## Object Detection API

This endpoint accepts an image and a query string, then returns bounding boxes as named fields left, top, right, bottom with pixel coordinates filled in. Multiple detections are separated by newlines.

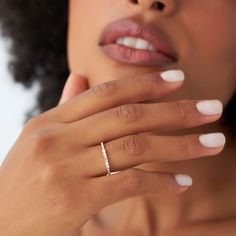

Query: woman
left=0, top=0, right=236, bottom=235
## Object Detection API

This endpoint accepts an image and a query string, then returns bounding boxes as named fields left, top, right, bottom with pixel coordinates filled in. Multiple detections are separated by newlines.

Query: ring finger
left=78, top=133, right=225, bottom=177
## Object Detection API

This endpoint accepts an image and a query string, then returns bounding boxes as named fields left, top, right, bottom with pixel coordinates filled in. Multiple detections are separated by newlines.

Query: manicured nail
left=196, top=100, right=223, bottom=115
left=175, top=174, right=193, bottom=187
left=160, top=70, right=185, bottom=83
left=199, top=133, right=226, bottom=148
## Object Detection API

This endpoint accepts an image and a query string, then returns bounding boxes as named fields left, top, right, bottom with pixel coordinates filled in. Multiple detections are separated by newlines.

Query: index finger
left=45, top=70, right=184, bottom=123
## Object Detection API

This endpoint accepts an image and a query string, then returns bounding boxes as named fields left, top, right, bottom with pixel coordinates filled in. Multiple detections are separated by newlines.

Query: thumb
left=58, top=73, right=89, bottom=106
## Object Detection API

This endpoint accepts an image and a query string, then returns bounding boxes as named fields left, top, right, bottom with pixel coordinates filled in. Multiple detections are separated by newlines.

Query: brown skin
left=0, top=1, right=236, bottom=236
left=68, top=0, right=236, bottom=103
left=68, top=0, right=236, bottom=235
left=0, top=73, right=224, bottom=236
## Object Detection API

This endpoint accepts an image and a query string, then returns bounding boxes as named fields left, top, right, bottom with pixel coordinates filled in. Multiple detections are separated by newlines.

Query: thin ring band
left=101, top=142, right=111, bottom=176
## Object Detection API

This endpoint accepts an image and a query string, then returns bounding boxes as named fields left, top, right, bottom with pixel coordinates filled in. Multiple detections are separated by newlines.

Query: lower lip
left=101, top=44, right=175, bottom=67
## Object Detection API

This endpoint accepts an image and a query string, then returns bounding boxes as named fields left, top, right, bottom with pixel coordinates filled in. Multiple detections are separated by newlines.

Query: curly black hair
left=0, top=0, right=236, bottom=136
left=0, top=0, right=69, bottom=122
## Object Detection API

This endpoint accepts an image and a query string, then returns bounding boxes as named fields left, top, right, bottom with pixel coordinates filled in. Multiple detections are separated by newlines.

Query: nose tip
left=129, top=0, right=176, bottom=15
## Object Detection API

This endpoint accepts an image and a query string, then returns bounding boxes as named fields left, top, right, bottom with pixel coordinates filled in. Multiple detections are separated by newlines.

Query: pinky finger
left=89, top=168, right=193, bottom=211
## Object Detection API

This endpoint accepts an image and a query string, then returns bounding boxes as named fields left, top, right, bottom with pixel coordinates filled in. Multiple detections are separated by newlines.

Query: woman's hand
left=0, top=70, right=225, bottom=236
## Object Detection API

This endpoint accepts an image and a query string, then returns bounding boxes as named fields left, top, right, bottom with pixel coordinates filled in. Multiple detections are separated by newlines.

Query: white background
left=0, top=37, right=40, bottom=165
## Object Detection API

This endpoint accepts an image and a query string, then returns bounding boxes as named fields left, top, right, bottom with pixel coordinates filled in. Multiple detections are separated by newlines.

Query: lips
left=99, top=18, right=178, bottom=67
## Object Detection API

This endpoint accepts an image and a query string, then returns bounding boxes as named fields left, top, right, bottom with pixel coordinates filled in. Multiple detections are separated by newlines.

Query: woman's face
left=68, top=0, right=236, bottom=105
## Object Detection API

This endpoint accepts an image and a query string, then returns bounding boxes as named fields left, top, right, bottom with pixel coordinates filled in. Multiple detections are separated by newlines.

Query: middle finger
left=69, top=99, right=223, bottom=146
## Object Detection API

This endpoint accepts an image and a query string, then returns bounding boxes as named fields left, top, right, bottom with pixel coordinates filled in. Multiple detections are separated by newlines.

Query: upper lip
left=99, top=18, right=178, bottom=61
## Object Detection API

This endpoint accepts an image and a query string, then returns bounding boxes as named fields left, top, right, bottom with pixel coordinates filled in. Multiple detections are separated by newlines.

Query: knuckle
left=158, top=175, right=176, bottom=193
left=175, top=100, right=189, bottom=120
left=121, top=169, right=142, bottom=193
left=114, top=104, right=143, bottom=122
left=91, top=81, right=116, bottom=97
left=30, top=130, right=56, bottom=155
left=134, top=75, right=158, bottom=98
left=122, top=134, right=149, bottom=156
left=181, top=135, right=196, bottom=157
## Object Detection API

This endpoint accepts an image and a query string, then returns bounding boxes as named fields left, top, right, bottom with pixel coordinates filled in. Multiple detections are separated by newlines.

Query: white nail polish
left=160, top=70, right=185, bottom=83
left=175, top=174, right=193, bottom=187
left=196, top=100, right=223, bottom=115
left=199, top=133, right=226, bottom=148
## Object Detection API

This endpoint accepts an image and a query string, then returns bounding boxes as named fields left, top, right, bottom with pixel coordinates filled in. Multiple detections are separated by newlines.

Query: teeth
left=115, top=37, right=157, bottom=52
left=135, top=38, right=149, bottom=50
left=116, top=38, right=124, bottom=45
left=123, top=37, right=137, bottom=48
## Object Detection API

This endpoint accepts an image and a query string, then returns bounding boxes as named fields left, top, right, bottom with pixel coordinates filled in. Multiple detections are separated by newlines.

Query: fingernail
left=199, top=133, right=226, bottom=148
left=175, top=174, right=193, bottom=187
left=160, top=70, right=185, bottom=83
left=196, top=100, right=223, bottom=115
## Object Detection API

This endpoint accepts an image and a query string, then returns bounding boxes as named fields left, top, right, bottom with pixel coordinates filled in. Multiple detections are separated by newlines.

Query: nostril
left=130, top=0, right=139, bottom=4
left=130, top=1, right=166, bottom=10
left=151, top=2, right=165, bottom=11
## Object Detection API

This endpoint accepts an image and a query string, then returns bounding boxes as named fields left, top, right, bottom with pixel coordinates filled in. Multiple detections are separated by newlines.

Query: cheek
left=68, top=1, right=100, bottom=74
left=182, top=1, right=236, bottom=60
left=68, top=0, right=122, bottom=76
left=68, top=0, right=133, bottom=85
left=190, top=11, right=236, bottom=64
left=68, top=0, right=95, bottom=74
left=179, top=3, right=236, bottom=104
